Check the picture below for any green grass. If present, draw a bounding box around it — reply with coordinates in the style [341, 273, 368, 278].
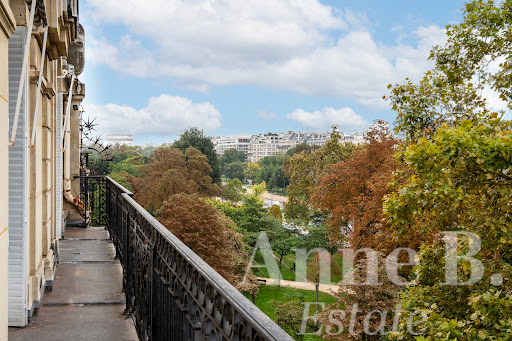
[252, 250, 297, 281]
[252, 251, 344, 283]
[243, 285, 338, 320]
[244, 286, 338, 341]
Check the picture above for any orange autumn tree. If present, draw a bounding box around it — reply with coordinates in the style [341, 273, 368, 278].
[312, 120, 419, 252]
[132, 146, 218, 214]
[157, 193, 249, 285]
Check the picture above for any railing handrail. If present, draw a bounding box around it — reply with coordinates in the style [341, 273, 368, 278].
[75, 175, 134, 196]
[105, 176, 133, 196]
[119, 191, 293, 340]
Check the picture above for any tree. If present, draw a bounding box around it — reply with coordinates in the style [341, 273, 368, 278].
[108, 171, 134, 192]
[255, 155, 289, 190]
[244, 162, 261, 182]
[220, 148, 246, 167]
[173, 128, 221, 184]
[251, 181, 267, 197]
[312, 121, 421, 252]
[270, 228, 296, 283]
[223, 162, 245, 180]
[306, 253, 341, 312]
[383, 1, 512, 338]
[184, 147, 216, 195]
[319, 253, 402, 340]
[133, 146, 217, 213]
[274, 300, 315, 340]
[268, 204, 282, 220]
[285, 128, 358, 222]
[237, 195, 282, 247]
[222, 178, 245, 202]
[298, 223, 336, 254]
[157, 194, 248, 284]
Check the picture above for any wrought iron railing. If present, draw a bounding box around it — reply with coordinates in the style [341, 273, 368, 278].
[77, 175, 107, 227]
[81, 176, 293, 341]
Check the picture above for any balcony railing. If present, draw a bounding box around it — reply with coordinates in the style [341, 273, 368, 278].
[78, 176, 293, 341]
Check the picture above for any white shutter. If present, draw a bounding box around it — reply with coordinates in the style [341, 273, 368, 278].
[8, 27, 29, 327]
[56, 93, 63, 239]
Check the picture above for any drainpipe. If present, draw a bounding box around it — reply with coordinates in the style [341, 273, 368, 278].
[62, 74, 84, 215]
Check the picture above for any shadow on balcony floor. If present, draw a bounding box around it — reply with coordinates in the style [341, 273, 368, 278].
[8, 226, 138, 341]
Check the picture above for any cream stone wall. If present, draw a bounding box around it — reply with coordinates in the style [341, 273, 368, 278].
[6, 0, 83, 325]
[0, 0, 16, 339]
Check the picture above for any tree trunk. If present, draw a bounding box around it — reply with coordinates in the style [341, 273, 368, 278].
[315, 282, 320, 312]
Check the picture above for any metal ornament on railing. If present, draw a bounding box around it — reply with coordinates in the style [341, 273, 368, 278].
[89, 177, 295, 341]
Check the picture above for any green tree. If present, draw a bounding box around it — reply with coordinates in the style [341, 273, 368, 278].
[384, 1, 512, 338]
[223, 162, 245, 180]
[255, 155, 289, 191]
[108, 171, 134, 192]
[270, 228, 297, 283]
[173, 128, 221, 184]
[274, 301, 309, 340]
[220, 148, 246, 166]
[244, 162, 261, 182]
[222, 178, 246, 202]
[298, 223, 335, 254]
[268, 204, 282, 220]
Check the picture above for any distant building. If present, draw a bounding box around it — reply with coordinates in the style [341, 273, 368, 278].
[211, 134, 251, 156]
[106, 134, 134, 147]
[343, 132, 365, 144]
[212, 127, 380, 163]
[302, 131, 333, 147]
[247, 132, 300, 162]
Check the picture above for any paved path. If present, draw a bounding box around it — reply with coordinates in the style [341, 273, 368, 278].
[261, 192, 288, 204]
[257, 277, 345, 295]
[9, 227, 138, 341]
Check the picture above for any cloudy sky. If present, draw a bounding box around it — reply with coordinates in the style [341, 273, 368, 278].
[80, 0, 468, 145]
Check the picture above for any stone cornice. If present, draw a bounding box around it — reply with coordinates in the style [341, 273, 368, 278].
[0, 0, 15, 38]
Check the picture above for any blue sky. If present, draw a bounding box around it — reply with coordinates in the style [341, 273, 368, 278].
[80, 0, 469, 145]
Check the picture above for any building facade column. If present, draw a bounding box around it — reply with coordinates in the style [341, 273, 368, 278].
[0, 1, 16, 339]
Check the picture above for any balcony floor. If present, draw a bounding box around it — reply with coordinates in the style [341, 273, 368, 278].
[9, 226, 138, 341]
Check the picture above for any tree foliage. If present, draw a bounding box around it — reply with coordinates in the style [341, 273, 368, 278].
[383, 1, 512, 338]
[173, 128, 221, 184]
[133, 146, 218, 213]
[312, 121, 422, 251]
[285, 127, 359, 222]
[220, 148, 246, 166]
[157, 194, 249, 285]
[222, 178, 246, 202]
[268, 204, 283, 220]
[223, 162, 245, 180]
[255, 154, 289, 191]
[244, 162, 261, 181]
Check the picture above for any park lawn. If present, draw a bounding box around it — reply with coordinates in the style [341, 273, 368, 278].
[244, 285, 338, 320]
[243, 285, 338, 341]
[252, 250, 297, 281]
[253, 251, 344, 283]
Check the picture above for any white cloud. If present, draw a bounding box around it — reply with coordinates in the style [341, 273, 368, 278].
[287, 107, 369, 132]
[87, 35, 157, 77]
[83, 95, 221, 137]
[85, 0, 447, 109]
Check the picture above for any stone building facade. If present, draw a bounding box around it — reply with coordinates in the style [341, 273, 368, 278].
[0, 0, 84, 338]
[211, 134, 251, 157]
